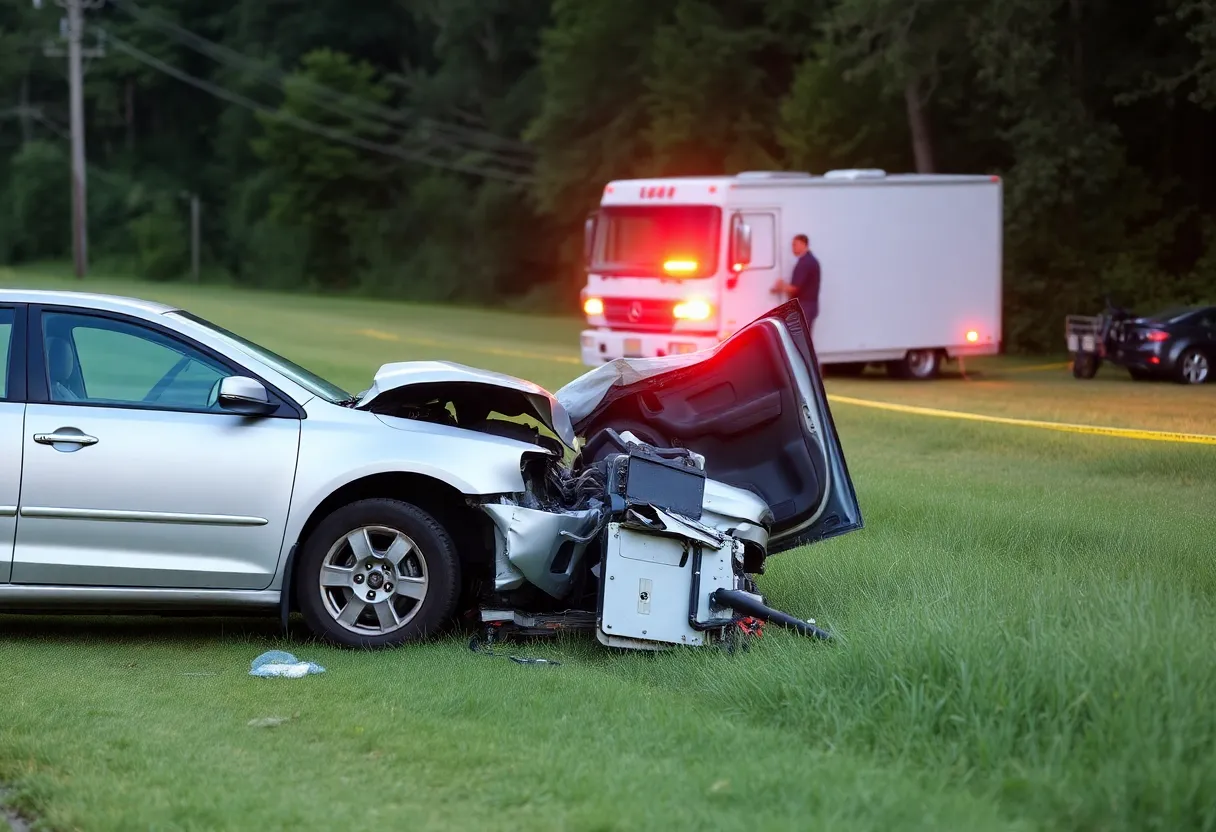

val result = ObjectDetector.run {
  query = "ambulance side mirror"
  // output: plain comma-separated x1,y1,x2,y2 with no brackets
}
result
727,216,752,289
583,212,598,268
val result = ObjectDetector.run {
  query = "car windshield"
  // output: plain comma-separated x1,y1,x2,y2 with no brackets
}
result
170,310,351,403
590,205,721,279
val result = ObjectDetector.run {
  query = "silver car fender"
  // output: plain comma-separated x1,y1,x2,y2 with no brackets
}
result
270,404,550,588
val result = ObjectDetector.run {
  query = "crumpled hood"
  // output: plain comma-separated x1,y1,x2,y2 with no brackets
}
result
354,360,578,451
555,352,708,427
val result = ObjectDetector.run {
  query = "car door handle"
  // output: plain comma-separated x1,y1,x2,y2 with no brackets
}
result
34,430,99,447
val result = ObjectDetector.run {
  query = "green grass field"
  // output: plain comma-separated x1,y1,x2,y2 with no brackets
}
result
2,267,1214,832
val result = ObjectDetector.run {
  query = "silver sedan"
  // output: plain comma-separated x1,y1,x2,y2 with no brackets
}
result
0,290,861,649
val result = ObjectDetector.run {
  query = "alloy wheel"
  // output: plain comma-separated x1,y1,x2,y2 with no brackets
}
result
1181,351,1209,384
318,526,428,635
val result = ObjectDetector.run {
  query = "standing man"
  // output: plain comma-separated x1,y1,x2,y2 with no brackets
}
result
773,233,821,338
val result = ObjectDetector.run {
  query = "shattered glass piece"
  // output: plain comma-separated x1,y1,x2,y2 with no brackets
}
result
249,650,326,678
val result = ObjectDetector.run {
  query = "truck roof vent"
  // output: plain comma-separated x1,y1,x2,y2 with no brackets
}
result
823,168,887,180
735,171,812,179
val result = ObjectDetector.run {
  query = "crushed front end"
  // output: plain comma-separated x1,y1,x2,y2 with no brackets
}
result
474,429,825,651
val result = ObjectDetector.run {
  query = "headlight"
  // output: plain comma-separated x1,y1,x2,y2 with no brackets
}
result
673,298,712,321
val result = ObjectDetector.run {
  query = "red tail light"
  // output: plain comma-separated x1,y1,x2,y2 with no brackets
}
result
1145,330,1169,342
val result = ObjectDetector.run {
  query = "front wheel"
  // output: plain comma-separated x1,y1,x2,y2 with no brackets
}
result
1176,349,1211,385
296,498,461,648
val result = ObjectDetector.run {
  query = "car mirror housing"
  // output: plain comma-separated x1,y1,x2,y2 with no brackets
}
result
217,376,276,416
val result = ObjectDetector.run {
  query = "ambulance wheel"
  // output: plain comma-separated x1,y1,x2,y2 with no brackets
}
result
887,350,941,380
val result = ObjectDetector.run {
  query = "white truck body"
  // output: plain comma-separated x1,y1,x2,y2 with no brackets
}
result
579,170,1003,375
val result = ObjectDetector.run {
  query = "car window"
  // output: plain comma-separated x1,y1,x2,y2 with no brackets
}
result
0,307,12,400
170,310,351,403
43,311,229,410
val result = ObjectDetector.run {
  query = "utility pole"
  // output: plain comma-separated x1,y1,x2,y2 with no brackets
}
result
19,76,32,144
40,0,106,279
180,190,200,281
190,194,200,282
67,0,86,278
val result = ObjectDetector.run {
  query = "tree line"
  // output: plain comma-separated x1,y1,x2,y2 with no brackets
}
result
1,0,1213,350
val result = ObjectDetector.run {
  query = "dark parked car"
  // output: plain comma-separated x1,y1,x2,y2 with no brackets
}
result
1110,305,1215,384
1068,303,1215,384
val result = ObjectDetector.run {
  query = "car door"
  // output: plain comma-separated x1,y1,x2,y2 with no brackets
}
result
0,303,26,584
13,305,301,590
563,300,862,554
720,210,781,340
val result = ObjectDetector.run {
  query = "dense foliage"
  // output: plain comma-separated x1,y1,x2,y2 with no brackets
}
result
1,0,1213,349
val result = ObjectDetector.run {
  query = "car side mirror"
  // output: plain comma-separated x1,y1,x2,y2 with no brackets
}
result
217,376,276,416
728,215,752,278
583,212,598,268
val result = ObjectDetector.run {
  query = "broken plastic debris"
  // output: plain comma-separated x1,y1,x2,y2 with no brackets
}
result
249,650,325,678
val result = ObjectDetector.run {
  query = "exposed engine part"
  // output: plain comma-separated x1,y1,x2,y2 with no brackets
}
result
481,502,602,598
355,363,578,449
711,589,833,640
465,419,565,456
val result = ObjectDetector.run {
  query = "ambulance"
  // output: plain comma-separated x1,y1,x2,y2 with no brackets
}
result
579,169,1003,378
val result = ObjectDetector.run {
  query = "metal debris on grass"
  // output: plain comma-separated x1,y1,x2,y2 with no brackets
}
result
247,716,294,728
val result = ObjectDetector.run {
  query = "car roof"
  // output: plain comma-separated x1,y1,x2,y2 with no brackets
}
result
0,288,175,316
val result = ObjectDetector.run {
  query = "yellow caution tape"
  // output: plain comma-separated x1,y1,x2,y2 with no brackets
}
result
827,394,1216,446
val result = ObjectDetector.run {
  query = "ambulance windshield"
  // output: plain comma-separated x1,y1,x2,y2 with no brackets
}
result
590,205,721,279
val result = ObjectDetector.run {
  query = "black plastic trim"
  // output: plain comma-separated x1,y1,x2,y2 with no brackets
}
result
1,303,27,403
279,544,298,632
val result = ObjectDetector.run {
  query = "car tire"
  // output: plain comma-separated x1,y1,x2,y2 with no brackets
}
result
1072,353,1099,379
1175,348,1211,385
296,498,461,649
887,349,941,380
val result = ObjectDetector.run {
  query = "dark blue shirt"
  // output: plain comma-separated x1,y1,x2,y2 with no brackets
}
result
791,251,822,319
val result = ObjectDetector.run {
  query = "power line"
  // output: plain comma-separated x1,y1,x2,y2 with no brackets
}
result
28,108,69,140
28,109,148,192
103,30,535,185
107,0,535,161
